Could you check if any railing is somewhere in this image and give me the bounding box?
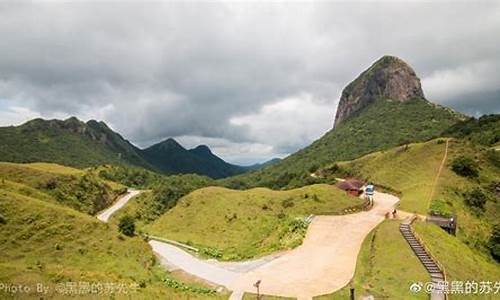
[408,216,448,300]
[142,233,199,252]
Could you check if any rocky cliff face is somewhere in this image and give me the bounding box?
[334,56,425,127]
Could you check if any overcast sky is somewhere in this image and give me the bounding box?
[0,1,499,165]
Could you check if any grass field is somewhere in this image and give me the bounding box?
[337,139,447,214]
[414,221,500,300]
[146,184,365,260]
[0,179,227,299]
[315,220,429,299]
[0,162,126,215]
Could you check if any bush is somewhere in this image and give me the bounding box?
[451,155,479,178]
[118,215,136,236]
[464,188,488,211]
[488,224,500,262]
[0,213,6,224]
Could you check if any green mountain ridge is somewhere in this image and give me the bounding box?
[141,138,247,179]
[0,118,251,179]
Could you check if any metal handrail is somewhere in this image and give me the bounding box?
[408,217,448,300]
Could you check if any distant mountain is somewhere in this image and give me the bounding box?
[141,139,246,179]
[243,158,282,171]
[0,117,261,179]
[0,117,151,169]
[223,55,464,189]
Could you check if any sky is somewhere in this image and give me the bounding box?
[0,1,499,165]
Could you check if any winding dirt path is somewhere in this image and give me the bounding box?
[150,191,399,299]
[427,139,449,206]
[97,189,141,222]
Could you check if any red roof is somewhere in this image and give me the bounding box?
[336,179,365,191]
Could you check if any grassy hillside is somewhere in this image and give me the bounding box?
[146,185,365,260]
[333,139,448,214]
[110,173,216,228]
[414,222,500,299]
[0,187,226,299]
[321,138,500,261]
[0,117,152,170]
[0,162,126,215]
[222,98,461,190]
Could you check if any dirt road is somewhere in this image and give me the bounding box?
[97,189,141,222]
[150,191,399,299]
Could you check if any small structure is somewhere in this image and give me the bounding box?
[336,178,365,196]
[427,215,457,235]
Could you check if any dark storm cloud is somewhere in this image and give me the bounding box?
[0,1,499,163]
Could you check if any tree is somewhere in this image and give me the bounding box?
[451,156,479,178]
[464,188,487,211]
[488,224,500,262]
[118,215,135,236]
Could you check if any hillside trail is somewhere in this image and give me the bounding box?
[96,189,142,222]
[427,139,449,207]
[150,191,399,299]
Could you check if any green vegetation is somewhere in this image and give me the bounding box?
[118,215,136,236]
[451,155,479,178]
[223,98,460,189]
[111,174,216,227]
[142,139,246,179]
[335,139,447,214]
[0,162,126,215]
[0,186,225,299]
[323,138,500,262]
[0,117,151,169]
[443,114,500,146]
[93,164,164,188]
[488,224,500,262]
[146,184,365,260]
[315,221,429,299]
[414,222,500,299]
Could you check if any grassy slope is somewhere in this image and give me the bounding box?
[414,222,500,300]
[222,98,460,190]
[315,221,429,299]
[146,184,365,260]
[335,139,500,254]
[0,162,126,215]
[0,189,226,299]
[337,139,447,214]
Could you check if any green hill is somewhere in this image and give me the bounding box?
[141,139,246,179]
[0,167,226,299]
[0,117,253,179]
[145,184,365,260]
[0,117,151,169]
[223,98,461,189]
[0,162,126,215]
[319,138,500,262]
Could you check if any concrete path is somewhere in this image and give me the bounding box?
[97,189,141,222]
[150,191,399,299]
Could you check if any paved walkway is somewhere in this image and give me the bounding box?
[97,189,141,222]
[150,191,399,299]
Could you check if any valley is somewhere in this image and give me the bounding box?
[0,55,498,300]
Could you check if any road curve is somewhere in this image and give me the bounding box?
[150,191,399,299]
[97,189,141,222]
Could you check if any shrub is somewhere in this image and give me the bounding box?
[451,155,478,178]
[118,215,136,236]
[0,213,6,224]
[464,188,488,211]
[488,224,500,262]
[281,198,294,208]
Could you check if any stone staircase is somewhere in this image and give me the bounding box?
[400,221,447,300]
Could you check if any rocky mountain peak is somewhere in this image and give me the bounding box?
[333,55,425,127]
